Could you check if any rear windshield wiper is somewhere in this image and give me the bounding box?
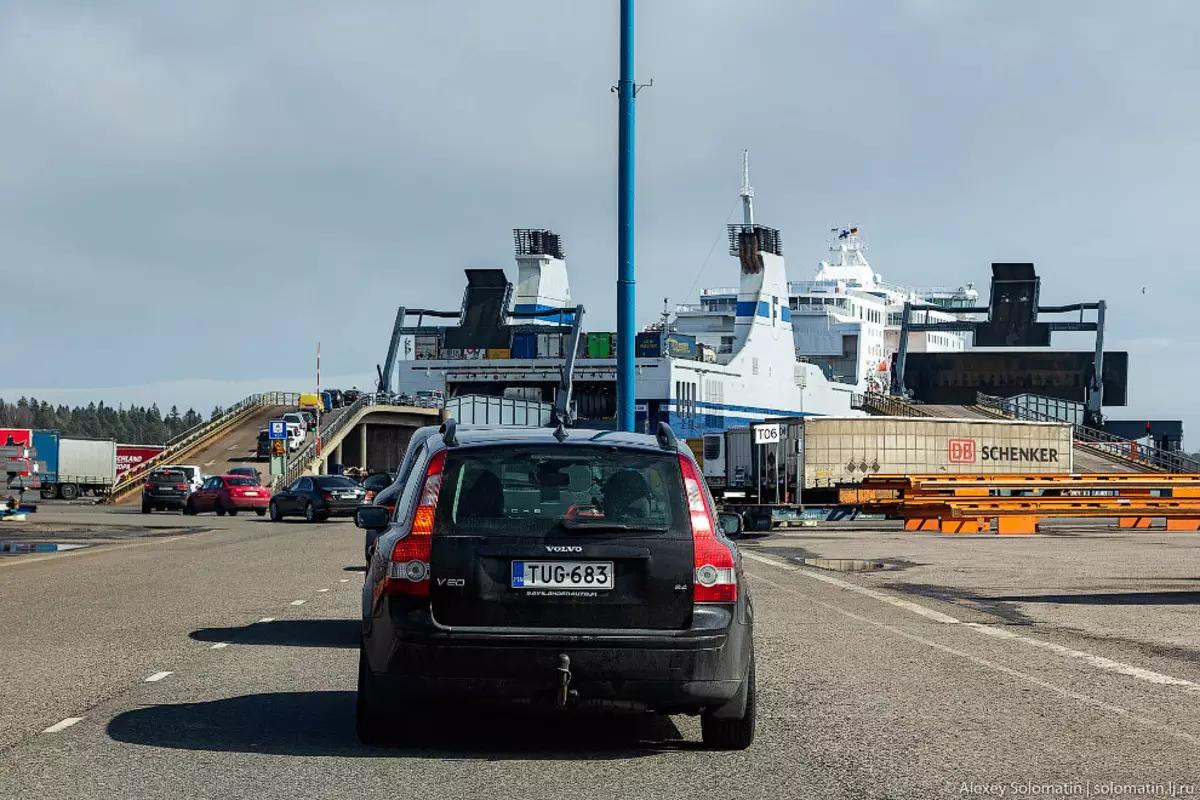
[556,519,668,533]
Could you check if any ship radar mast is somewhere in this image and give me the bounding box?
[740,149,754,226]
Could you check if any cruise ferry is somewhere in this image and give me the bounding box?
[675,173,980,397]
[389,197,861,435]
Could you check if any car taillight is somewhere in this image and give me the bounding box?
[176,483,189,490]
[365,490,376,501]
[679,454,737,604]
[321,491,333,501]
[386,450,446,597]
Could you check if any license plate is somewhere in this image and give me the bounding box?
[340,493,358,500]
[511,561,614,590]
[244,491,260,497]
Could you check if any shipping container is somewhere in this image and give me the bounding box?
[755,416,1073,491]
[444,394,553,427]
[664,333,698,360]
[586,332,612,358]
[462,348,485,360]
[635,332,662,358]
[33,433,118,500]
[116,444,166,478]
[442,348,463,360]
[512,334,537,359]
[537,333,563,359]
[486,348,512,360]
[685,437,705,468]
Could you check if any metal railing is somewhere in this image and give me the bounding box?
[860,392,932,418]
[108,391,301,502]
[976,392,1200,473]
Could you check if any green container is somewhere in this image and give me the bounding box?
[586,332,612,358]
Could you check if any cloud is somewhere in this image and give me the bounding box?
[4,1,1199,431]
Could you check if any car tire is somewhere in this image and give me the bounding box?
[356,646,389,746]
[701,651,757,751]
[228,509,239,516]
[141,503,151,514]
[255,508,267,517]
[59,483,79,501]
[304,502,316,523]
[184,499,196,516]
[215,501,227,517]
[269,501,282,522]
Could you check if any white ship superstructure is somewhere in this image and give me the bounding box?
[675,213,979,395]
[390,155,861,434]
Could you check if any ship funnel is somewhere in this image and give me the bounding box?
[513,229,573,325]
[728,224,790,353]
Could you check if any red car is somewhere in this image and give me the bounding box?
[185,475,270,517]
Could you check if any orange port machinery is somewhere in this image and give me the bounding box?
[860,474,1200,535]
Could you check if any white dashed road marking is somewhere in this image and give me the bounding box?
[43,717,84,733]
[317,589,329,593]
[339,579,349,583]
[144,672,173,683]
[742,551,961,624]
[257,617,274,623]
[210,642,229,649]
[749,569,1200,746]
[744,549,1200,694]
[290,600,305,606]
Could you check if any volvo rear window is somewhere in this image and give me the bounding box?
[433,445,687,536]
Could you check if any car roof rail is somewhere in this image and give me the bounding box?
[656,422,678,452]
[440,417,459,447]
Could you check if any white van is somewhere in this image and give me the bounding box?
[280,413,307,437]
[162,464,203,492]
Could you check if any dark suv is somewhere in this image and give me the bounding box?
[354,421,755,750]
[142,469,192,514]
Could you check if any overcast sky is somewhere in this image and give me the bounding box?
[3,1,1196,427]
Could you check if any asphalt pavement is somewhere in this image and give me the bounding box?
[1,508,1197,799]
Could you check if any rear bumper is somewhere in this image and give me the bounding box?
[145,497,187,508]
[228,496,269,509]
[367,610,751,714]
[320,502,360,517]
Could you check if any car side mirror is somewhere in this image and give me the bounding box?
[717,512,743,537]
[355,505,390,530]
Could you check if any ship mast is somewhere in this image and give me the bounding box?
[740,149,754,226]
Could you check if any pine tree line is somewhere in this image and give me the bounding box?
[0,397,225,445]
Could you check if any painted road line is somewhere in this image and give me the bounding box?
[317,589,329,593]
[144,672,173,683]
[743,551,1200,694]
[210,643,229,649]
[42,717,84,733]
[963,623,1200,692]
[742,551,961,625]
[290,600,305,606]
[203,460,216,467]
[747,570,1200,746]
[339,579,349,583]
[257,617,275,623]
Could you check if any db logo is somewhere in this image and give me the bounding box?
[948,438,976,464]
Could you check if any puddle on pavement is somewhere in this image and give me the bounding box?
[801,557,894,572]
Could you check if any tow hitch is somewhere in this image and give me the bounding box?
[555,654,577,709]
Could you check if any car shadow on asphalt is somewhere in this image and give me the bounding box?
[106,691,695,759]
[344,565,367,572]
[190,619,359,649]
[987,590,1200,605]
